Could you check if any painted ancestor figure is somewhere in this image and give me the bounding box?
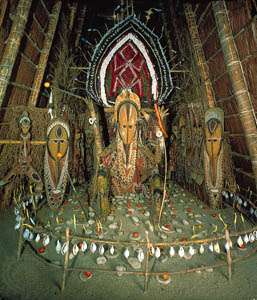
[44,119,70,209]
[204,107,224,208]
[96,89,163,218]
[0,111,43,207]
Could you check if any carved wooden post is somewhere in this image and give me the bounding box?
[28,1,62,106]
[0,0,33,107]
[184,3,215,109]
[213,1,257,189]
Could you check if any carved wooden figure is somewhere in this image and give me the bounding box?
[44,119,70,209]
[204,107,224,208]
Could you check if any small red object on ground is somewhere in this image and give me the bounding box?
[37,246,46,254]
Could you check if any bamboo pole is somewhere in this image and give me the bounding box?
[75,5,87,47]
[28,1,62,106]
[0,0,33,107]
[61,227,70,292]
[184,3,215,108]
[213,1,257,189]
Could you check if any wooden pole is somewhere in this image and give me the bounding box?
[184,3,215,109]
[28,1,62,106]
[0,0,8,27]
[61,227,70,292]
[0,0,33,107]
[224,228,232,281]
[0,140,46,145]
[212,1,257,189]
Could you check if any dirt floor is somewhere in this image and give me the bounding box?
[1,183,257,300]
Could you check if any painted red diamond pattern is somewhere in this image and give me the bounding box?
[108,41,151,100]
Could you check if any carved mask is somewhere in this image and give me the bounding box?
[47,122,69,161]
[117,101,138,145]
[19,111,31,135]
[205,108,224,186]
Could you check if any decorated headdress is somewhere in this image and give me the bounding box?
[86,15,173,107]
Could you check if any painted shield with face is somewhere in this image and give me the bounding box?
[44,119,70,209]
[47,123,69,161]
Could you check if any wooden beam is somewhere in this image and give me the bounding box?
[20,52,37,69]
[0,0,33,107]
[28,1,62,106]
[213,1,257,189]
[231,151,251,160]
[39,0,50,18]
[197,2,212,27]
[234,168,256,180]
[32,14,47,35]
[23,32,42,53]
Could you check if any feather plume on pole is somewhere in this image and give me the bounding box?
[48,91,54,120]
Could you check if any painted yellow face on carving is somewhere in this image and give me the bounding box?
[205,118,222,186]
[117,102,138,145]
[47,125,69,161]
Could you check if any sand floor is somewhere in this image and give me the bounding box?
[1,183,257,300]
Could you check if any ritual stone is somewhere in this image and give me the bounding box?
[206,268,214,273]
[107,215,115,222]
[96,256,107,265]
[89,212,95,218]
[172,220,179,226]
[182,219,189,226]
[85,229,93,235]
[160,233,168,240]
[128,257,141,270]
[109,223,118,230]
[132,216,140,223]
[144,211,150,217]
[116,266,126,277]
[160,255,168,263]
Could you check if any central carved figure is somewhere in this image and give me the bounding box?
[96,89,163,218]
